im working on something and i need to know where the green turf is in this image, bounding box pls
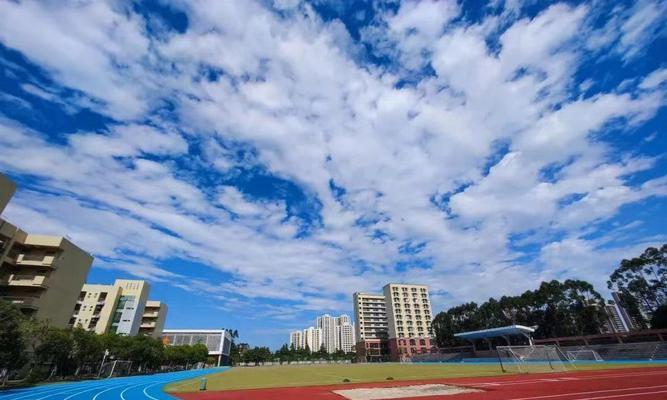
[165,362,661,392]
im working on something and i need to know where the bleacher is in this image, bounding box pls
[413,341,667,363]
[560,342,667,361]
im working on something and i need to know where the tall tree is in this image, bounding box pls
[0,300,27,383]
[71,327,103,375]
[35,328,74,377]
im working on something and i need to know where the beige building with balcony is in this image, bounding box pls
[353,292,389,361]
[0,173,93,327]
[71,279,167,337]
[384,283,434,360]
[353,283,434,361]
[140,300,168,338]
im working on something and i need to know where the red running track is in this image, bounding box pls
[174,366,667,400]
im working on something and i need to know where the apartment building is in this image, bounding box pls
[140,300,168,338]
[353,292,389,362]
[289,315,354,353]
[289,330,304,349]
[384,283,434,360]
[339,322,355,353]
[353,283,434,362]
[317,314,339,353]
[162,329,233,366]
[71,279,166,337]
[0,174,93,328]
[303,326,323,351]
[0,173,16,214]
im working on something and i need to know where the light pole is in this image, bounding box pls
[97,349,109,378]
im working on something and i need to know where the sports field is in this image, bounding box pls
[171,366,667,400]
[164,361,664,392]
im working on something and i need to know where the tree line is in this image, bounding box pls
[229,343,355,366]
[433,244,667,347]
[0,301,209,385]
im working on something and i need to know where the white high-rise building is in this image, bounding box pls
[317,314,339,353]
[303,326,323,351]
[289,330,304,349]
[339,322,355,352]
[315,313,356,353]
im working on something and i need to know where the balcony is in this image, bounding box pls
[1,296,39,309]
[2,274,48,289]
[141,322,156,329]
[143,311,160,318]
[15,253,57,268]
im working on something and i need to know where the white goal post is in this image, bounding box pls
[98,360,132,378]
[565,349,604,362]
[497,345,573,374]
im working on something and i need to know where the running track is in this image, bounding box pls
[175,366,667,400]
[0,368,228,400]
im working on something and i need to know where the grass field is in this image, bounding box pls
[165,362,663,392]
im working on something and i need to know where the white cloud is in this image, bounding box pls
[0,0,665,341]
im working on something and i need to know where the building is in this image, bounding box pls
[353,292,389,362]
[70,279,167,337]
[316,313,354,353]
[140,300,168,338]
[303,326,323,352]
[384,283,434,360]
[162,329,233,366]
[290,330,304,349]
[353,283,434,362]
[71,279,151,336]
[289,315,354,354]
[339,322,356,353]
[0,173,16,214]
[0,173,94,328]
[317,314,339,353]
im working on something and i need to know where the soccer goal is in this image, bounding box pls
[98,360,132,378]
[497,345,572,374]
[566,349,604,362]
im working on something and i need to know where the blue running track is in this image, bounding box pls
[0,368,228,400]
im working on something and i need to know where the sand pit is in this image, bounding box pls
[333,384,482,400]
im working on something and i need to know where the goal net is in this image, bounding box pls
[497,345,571,374]
[566,349,604,362]
[98,360,132,378]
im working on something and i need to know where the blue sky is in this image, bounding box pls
[0,0,665,349]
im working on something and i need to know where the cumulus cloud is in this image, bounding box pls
[0,0,665,345]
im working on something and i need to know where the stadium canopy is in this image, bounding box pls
[454,325,536,347]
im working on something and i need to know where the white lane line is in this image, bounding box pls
[120,383,154,400]
[509,384,667,400]
[8,385,95,400]
[143,382,162,400]
[120,382,168,400]
[91,385,121,400]
[471,370,667,387]
[572,389,667,400]
[62,384,126,400]
[29,382,121,400]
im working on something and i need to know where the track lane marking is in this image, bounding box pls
[470,370,667,387]
[508,384,667,400]
[120,382,157,400]
[143,382,162,400]
[62,384,126,400]
[571,389,667,400]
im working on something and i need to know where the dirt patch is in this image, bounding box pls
[333,384,482,400]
